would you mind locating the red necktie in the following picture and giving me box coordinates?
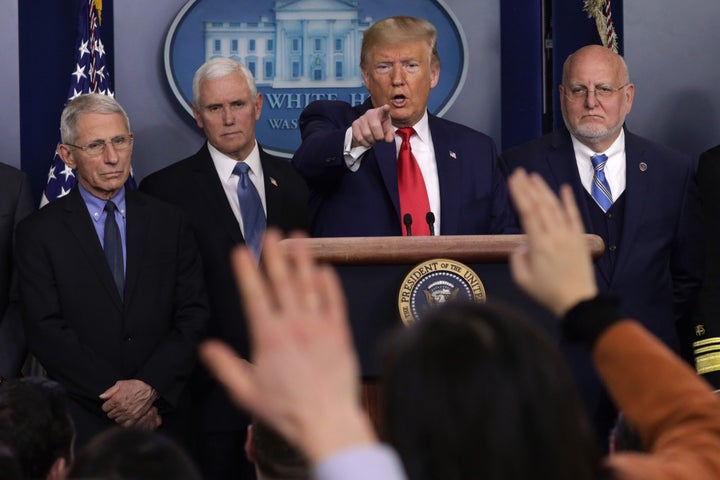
[397,127,431,236]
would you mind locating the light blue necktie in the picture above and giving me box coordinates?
[103,201,124,297]
[233,162,266,260]
[591,153,613,213]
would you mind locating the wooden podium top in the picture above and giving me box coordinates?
[280,234,605,265]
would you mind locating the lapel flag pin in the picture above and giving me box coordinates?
[639,162,647,172]
[270,177,278,187]
[449,150,457,159]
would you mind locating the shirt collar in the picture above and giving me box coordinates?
[394,110,430,145]
[570,128,626,160]
[208,140,262,180]
[78,183,126,223]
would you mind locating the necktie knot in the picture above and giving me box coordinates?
[233,162,251,189]
[591,153,608,171]
[396,127,415,144]
[105,201,117,214]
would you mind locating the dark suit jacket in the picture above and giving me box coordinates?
[0,163,34,379]
[140,142,308,430]
[694,144,720,387]
[15,187,208,442]
[292,98,517,237]
[503,128,703,349]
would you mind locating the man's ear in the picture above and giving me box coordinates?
[58,144,77,169]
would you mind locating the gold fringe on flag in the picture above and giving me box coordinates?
[583,0,619,53]
[93,0,103,24]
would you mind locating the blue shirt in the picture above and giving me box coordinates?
[78,184,127,273]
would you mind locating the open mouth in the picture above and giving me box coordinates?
[391,95,407,107]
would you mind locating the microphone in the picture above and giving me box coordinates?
[426,212,436,236]
[403,213,413,236]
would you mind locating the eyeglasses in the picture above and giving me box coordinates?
[563,83,629,101]
[66,134,134,156]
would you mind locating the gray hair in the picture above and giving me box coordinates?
[60,93,130,144]
[192,57,257,105]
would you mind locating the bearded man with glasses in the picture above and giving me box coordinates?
[14,93,208,450]
[502,44,703,449]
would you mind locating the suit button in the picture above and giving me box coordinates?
[125,336,132,342]
[608,245,617,252]
[606,212,613,218]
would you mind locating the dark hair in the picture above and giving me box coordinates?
[68,428,202,480]
[0,377,74,479]
[251,420,309,480]
[381,301,602,480]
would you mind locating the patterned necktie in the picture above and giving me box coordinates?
[103,201,124,297]
[396,127,431,236]
[591,153,613,213]
[233,162,266,260]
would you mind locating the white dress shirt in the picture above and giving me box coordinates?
[208,141,267,238]
[571,129,627,201]
[342,110,441,234]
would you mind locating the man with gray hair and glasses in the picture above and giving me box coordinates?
[502,44,703,448]
[15,93,208,450]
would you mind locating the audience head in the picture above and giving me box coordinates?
[58,93,134,200]
[68,427,202,480]
[381,301,602,480]
[246,419,310,480]
[559,44,634,153]
[0,377,75,480]
[360,16,440,128]
[191,57,262,162]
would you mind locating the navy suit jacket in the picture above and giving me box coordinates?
[140,143,308,431]
[15,187,208,443]
[0,163,34,379]
[292,98,517,237]
[503,128,703,349]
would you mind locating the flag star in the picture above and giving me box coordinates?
[94,39,105,57]
[95,66,105,81]
[58,187,71,198]
[60,165,75,182]
[72,63,87,82]
[46,166,57,183]
[78,40,90,59]
[70,88,83,100]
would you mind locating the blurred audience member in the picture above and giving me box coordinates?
[247,419,309,480]
[0,377,74,480]
[68,428,202,480]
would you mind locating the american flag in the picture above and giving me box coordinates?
[40,0,135,206]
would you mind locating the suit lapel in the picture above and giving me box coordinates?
[373,140,401,216]
[259,147,286,228]
[123,189,146,308]
[64,188,123,310]
[192,144,244,243]
[429,115,461,234]
[611,131,649,284]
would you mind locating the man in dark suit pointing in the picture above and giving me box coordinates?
[292,16,516,237]
[141,57,308,479]
[15,94,208,447]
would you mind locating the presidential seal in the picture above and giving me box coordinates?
[398,258,486,325]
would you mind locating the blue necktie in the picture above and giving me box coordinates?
[233,162,266,261]
[591,153,613,213]
[103,201,124,297]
